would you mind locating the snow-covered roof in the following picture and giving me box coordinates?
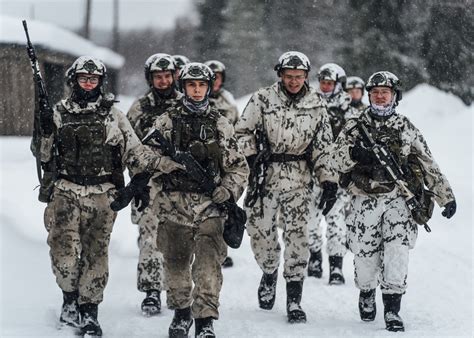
[0,15,124,69]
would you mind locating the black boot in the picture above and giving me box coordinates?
[169,307,193,337]
[79,303,102,336]
[141,289,161,317]
[222,256,234,268]
[59,290,80,328]
[328,256,345,285]
[359,289,376,321]
[286,281,306,323]
[258,269,278,310]
[307,250,323,278]
[383,293,405,332]
[194,317,215,337]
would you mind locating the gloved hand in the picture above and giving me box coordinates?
[110,172,151,212]
[40,104,54,136]
[350,142,376,165]
[318,181,338,216]
[442,200,456,219]
[212,186,231,204]
[157,156,185,174]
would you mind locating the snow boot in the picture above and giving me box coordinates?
[359,289,376,321]
[307,250,323,278]
[169,307,193,338]
[328,256,345,285]
[257,269,278,310]
[383,293,405,332]
[141,289,161,316]
[79,303,102,336]
[59,290,80,328]
[286,281,306,323]
[222,256,234,268]
[194,317,215,337]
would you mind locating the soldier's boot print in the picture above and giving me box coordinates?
[307,250,323,278]
[141,289,161,317]
[169,307,193,338]
[328,256,345,285]
[359,289,376,321]
[59,290,80,328]
[258,269,278,310]
[383,293,405,332]
[79,303,102,336]
[194,317,215,338]
[221,256,234,268]
[286,281,306,323]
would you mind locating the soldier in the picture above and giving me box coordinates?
[127,53,183,316]
[205,59,240,269]
[307,63,354,284]
[39,56,174,336]
[234,51,337,323]
[332,71,457,332]
[172,54,190,83]
[150,63,249,337]
[345,76,368,113]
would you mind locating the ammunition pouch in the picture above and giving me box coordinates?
[411,189,435,225]
[350,166,395,194]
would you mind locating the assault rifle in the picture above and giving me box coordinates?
[23,20,56,202]
[142,128,247,248]
[355,120,431,232]
[244,128,271,214]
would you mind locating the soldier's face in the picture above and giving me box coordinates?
[152,71,174,90]
[281,69,307,94]
[348,88,363,101]
[369,87,393,106]
[319,80,336,93]
[213,73,223,92]
[185,80,209,101]
[77,75,100,91]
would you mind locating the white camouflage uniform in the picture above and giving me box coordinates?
[209,88,240,125]
[235,82,336,282]
[332,109,455,294]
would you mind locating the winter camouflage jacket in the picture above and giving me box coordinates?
[209,88,240,125]
[235,82,337,193]
[332,109,455,207]
[40,95,160,196]
[317,90,359,139]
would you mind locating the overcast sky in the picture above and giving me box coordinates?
[1,0,194,31]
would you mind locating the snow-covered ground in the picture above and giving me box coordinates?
[0,84,472,337]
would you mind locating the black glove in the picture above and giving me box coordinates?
[441,200,456,219]
[246,155,257,169]
[110,172,151,212]
[350,142,376,165]
[40,102,54,136]
[318,181,338,216]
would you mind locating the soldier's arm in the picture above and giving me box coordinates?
[126,98,144,139]
[39,107,61,162]
[217,116,250,201]
[234,92,262,157]
[311,108,338,184]
[409,121,455,206]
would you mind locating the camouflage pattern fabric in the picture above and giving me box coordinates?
[209,88,240,125]
[151,102,249,319]
[44,186,117,304]
[235,82,336,282]
[333,109,455,293]
[308,186,349,257]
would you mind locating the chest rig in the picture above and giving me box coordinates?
[56,103,118,183]
[161,109,222,193]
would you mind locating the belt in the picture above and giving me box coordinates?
[269,153,306,162]
[58,174,113,186]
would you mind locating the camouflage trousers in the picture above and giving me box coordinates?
[308,186,349,257]
[246,187,313,282]
[131,183,166,293]
[346,193,418,294]
[44,186,117,305]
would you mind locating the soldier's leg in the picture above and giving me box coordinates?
[307,186,324,252]
[246,190,281,274]
[158,219,194,311]
[78,191,117,305]
[46,188,82,293]
[350,195,384,291]
[191,216,227,319]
